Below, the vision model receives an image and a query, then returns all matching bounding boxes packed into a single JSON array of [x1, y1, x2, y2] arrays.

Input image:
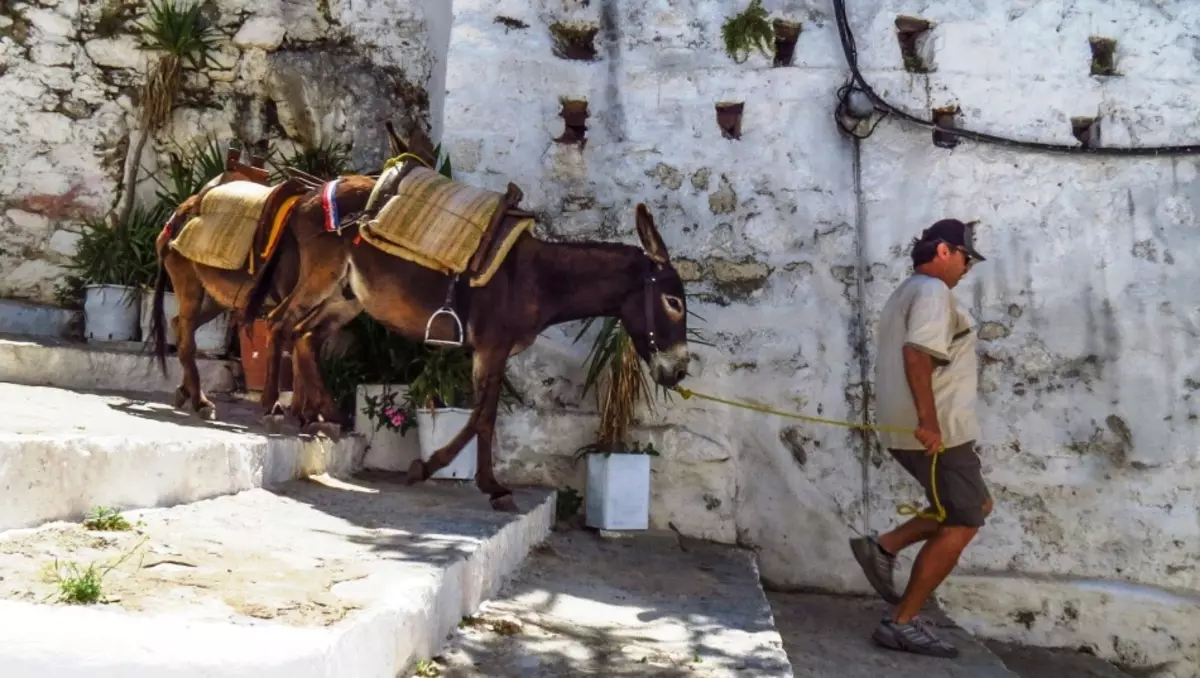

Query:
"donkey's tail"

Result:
[[148, 232, 171, 377]]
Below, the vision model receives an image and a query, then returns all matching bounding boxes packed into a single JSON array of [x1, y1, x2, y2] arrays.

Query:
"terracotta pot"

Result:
[[238, 319, 293, 392]]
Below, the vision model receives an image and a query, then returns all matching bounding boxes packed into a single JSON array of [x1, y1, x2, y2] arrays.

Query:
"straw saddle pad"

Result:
[[171, 180, 276, 270], [358, 166, 529, 282]]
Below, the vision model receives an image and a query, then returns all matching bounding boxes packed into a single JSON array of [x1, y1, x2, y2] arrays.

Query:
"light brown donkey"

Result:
[[243, 129, 694, 513], [149, 146, 351, 434]]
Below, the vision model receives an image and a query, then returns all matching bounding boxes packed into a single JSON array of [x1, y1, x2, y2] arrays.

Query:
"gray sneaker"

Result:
[[872, 616, 959, 658], [849, 535, 901, 604]]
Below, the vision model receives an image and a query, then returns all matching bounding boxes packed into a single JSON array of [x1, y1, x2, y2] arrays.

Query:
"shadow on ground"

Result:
[[417, 529, 793, 677]]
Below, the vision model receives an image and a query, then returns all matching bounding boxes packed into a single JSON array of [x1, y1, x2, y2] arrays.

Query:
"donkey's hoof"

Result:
[[197, 404, 217, 421], [405, 460, 428, 485], [171, 388, 188, 409], [262, 414, 285, 434], [490, 494, 520, 513]]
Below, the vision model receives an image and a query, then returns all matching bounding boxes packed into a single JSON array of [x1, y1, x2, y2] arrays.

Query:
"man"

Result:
[[849, 218, 993, 659]]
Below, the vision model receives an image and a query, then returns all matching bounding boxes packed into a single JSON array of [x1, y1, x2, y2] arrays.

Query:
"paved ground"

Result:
[[767, 591, 1017, 678], [427, 530, 794, 677], [983, 641, 1135, 678]]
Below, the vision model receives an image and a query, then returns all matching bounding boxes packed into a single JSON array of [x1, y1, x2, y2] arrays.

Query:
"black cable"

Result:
[[830, 0, 1200, 156]]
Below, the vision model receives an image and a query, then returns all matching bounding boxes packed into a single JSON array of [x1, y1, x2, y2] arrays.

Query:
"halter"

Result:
[[642, 256, 662, 357]]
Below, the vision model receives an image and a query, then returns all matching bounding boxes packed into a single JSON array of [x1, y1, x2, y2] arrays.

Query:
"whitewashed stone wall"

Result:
[[443, 1, 1200, 673], [0, 0, 439, 304]]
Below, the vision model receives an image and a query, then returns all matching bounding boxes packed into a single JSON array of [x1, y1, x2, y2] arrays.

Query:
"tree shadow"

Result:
[[421, 530, 795, 677]]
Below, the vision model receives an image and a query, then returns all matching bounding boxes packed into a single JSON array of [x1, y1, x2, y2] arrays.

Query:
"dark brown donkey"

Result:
[[243, 135, 693, 512]]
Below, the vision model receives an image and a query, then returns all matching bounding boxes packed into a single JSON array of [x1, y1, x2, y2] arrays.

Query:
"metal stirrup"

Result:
[[424, 275, 464, 347], [424, 308, 464, 346]]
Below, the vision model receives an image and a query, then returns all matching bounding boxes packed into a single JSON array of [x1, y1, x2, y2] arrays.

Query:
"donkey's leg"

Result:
[[258, 296, 295, 433], [302, 297, 362, 428], [470, 346, 518, 512], [405, 398, 484, 486], [170, 267, 216, 420], [288, 298, 361, 438]]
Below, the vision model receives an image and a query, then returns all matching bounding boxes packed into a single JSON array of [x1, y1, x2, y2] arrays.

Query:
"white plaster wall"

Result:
[[443, 0, 1200, 671], [0, 0, 436, 305], [444, 0, 870, 592]]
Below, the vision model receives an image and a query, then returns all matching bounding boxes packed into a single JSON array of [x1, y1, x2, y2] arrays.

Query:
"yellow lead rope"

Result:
[[670, 386, 947, 523]]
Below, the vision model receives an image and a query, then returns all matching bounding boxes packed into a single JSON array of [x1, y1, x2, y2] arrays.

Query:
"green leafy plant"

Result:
[[721, 0, 774, 64], [40, 535, 148, 605], [64, 200, 172, 296], [269, 138, 354, 182], [573, 304, 712, 455], [151, 134, 227, 208], [117, 0, 221, 228], [82, 507, 132, 532]]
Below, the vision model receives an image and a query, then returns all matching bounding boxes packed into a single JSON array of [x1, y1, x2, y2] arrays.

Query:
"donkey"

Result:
[[148, 152, 351, 434], [242, 135, 693, 513]]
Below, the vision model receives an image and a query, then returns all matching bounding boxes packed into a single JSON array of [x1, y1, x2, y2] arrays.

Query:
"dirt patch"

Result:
[[0, 520, 366, 627]]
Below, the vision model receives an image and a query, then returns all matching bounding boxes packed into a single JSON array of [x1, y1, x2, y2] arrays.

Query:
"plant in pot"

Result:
[[340, 315, 427, 472], [143, 134, 231, 354], [64, 202, 172, 342], [403, 346, 478, 480], [572, 316, 663, 531], [399, 343, 524, 481]]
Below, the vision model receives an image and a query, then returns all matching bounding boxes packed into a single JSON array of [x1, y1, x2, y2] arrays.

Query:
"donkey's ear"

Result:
[[384, 120, 409, 157], [407, 125, 439, 167], [635, 203, 669, 264]]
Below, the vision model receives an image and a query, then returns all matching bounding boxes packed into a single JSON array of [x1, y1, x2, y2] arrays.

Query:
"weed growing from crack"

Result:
[[40, 535, 149, 605], [83, 506, 132, 532]]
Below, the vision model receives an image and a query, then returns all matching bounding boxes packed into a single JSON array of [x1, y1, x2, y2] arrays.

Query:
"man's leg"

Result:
[[850, 449, 942, 604], [871, 442, 993, 659]]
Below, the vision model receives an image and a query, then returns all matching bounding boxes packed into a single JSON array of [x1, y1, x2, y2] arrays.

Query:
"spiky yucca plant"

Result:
[[116, 0, 221, 229]]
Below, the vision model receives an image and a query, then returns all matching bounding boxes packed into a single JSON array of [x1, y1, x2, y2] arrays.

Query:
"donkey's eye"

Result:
[[663, 295, 684, 318]]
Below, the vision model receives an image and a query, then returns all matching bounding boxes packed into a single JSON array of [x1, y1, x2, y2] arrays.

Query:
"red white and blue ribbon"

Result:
[[321, 178, 341, 232]]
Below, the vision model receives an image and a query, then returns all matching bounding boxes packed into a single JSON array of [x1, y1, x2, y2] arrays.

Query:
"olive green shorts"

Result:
[[889, 440, 991, 528]]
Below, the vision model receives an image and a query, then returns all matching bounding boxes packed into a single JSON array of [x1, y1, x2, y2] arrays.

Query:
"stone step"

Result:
[[0, 382, 362, 530], [0, 299, 80, 340], [430, 528, 796, 677], [0, 334, 239, 395], [767, 591, 1019, 677], [0, 476, 555, 678]]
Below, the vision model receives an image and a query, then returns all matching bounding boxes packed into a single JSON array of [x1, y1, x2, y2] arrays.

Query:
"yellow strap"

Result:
[[382, 153, 433, 170], [671, 386, 947, 523], [259, 195, 303, 261]]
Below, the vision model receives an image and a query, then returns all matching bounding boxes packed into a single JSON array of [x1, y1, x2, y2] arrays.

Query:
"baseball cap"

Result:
[[917, 219, 986, 262]]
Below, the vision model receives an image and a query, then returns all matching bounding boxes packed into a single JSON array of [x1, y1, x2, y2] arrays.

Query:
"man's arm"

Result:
[[902, 282, 952, 453], [902, 344, 941, 453]]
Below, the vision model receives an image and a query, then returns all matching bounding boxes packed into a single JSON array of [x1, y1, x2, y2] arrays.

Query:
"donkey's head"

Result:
[[618, 204, 691, 388]]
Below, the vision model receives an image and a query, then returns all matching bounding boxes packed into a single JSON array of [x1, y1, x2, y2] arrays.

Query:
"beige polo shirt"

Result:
[[873, 273, 980, 451]]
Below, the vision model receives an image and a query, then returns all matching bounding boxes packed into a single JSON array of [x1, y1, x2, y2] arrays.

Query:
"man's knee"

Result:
[[982, 497, 993, 518]]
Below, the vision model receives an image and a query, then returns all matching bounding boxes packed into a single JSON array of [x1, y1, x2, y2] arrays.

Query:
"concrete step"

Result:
[[0, 476, 555, 678], [767, 591, 1019, 677], [0, 382, 362, 530], [430, 528, 795, 677], [0, 334, 239, 395], [0, 299, 80, 340]]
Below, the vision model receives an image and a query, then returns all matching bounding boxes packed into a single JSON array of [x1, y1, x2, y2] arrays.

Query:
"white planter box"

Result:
[[585, 452, 651, 531], [416, 407, 477, 480], [355, 384, 421, 471], [84, 284, 140, 342], [139, 290, 229, 354]]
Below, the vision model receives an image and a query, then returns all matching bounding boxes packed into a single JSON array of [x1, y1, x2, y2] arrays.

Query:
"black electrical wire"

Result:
[[831, 0, 1200, 156]]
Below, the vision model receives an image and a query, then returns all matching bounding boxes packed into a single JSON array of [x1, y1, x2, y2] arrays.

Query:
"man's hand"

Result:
[[914, 416, 942, 455]]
